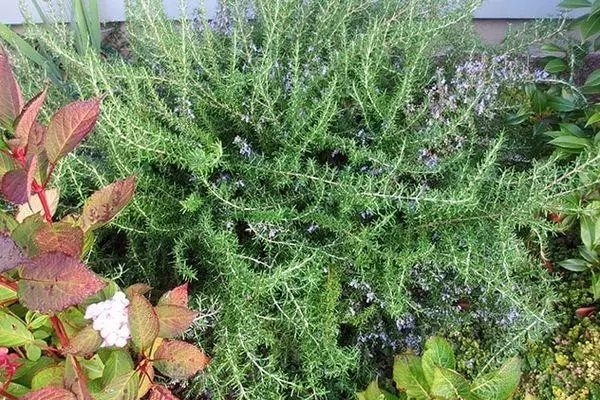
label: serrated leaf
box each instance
[14,89,47,152]
[129,292,159,354]
[79,354,104,380]
[30,364,64,390]
[0,46,24,127]
[18,252,104,312]
[470,357,522,400]
[21,387,77,400]
[64,354,93,400]
[148,385,180,400]
[11,213,45,256]
[16,188,59,223]
[154,339,210,380]
[158,283,189,307]
[0,310,34,346]
[100,349,134,388]
[35,221,84,259]
[430,367,470,399]
[125,283,152,298]
[65,325,103,355]
[357,380,400,400]
[559,258,590,272]
[0,234,26,272]
[156,304,198,338]
[422,336,456,385]
[44,98,101,164]
[95,371,139,400]
[393,354,430,400]
[81,176,137,232]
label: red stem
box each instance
[50,315,70,348]
[32,182,53,224]
[0,276,18,291]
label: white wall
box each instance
[0,0,569,24]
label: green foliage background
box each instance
[2,0,588,398]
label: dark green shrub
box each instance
[2,0,580,398]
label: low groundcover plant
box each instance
[0,47,209,399]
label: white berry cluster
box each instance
[84,291,131,348]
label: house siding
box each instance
[0,0,566,25]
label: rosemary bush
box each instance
[2,0,582,398]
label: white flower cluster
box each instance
[84,291,131,348]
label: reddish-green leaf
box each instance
[44,98,101,164]
[156,305,198,338]
[14,89,47,152]
[0,151,18,180]
[64,354,93,400]
[158,283,189,307]
[128,292,159,354]
[21,387,77,400]
[18,252,104,312]
[125,283,152,298]
[11,213,45,256]
[154,340,210,380]
[148,385,178,400]
[0,46,24,127]
[65,325,103,355]
[0,234,25,272]
[35,221,84,259]
[1,156,36,204]
[81,176,137,231]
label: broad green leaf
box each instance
[548,96,578,112]
[586,112,600,126]
[21,387,77,400]
[591,273,600,301]
[5,382,30,397]
[580,12,600,41]
[0,149,18,180]
[581,215,600,249]
[11,213,45,256]
[156,304,198,338]
[560,0,591,8]
[81,176,137,231]
[0,310,34,346]
[44,98,101,164]
[545,58,569,74]
[157,283,189,307]
[430,367,470,399]
[393,354,430,400]
[25,343,42,361]
[549,135,591,150]
[30,364,64,390]
[470,357,522,400]
[0,45,24,126]
[0,283,16,303]
[12,356,55,385]
[129,292,159,354]
[559,123,585,137]
[154,339,211,380]
[585,68,600,86]
[65,325,103,355]
[0,234,26,272]
[80,354,104,380]
[100,349,134,388]
[18,252,105,313]
[559,258,590,272]
[540,43,565,53]
[95,371,139,400]
[422,336,455,385]
[579,246,598,263]
[357,381,400,400]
